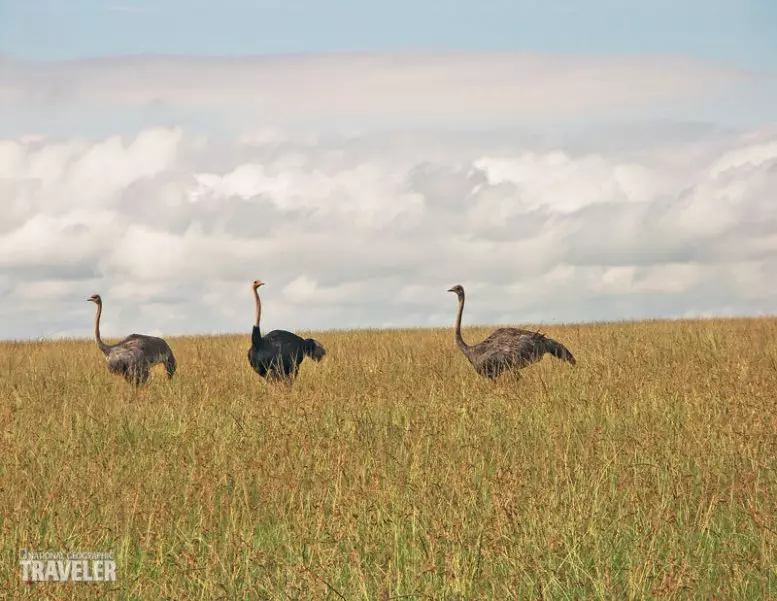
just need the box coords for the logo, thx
[19,549,117,583]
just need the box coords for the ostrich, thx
[447,284,576,379]
[247,279,326,384]
[87,294,177,387]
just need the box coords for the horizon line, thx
[2,313,775,344]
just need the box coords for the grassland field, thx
[1,317,776,600]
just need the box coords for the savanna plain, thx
[1,318,776,600]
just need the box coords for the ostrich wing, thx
[109,335,172,368]
[106,345,144,376]
[249,330,302,368]
[471,328,549,370]
[264,329,307,359]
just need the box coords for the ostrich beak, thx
[447,287,455,292]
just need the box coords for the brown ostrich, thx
[447,284,576,379]
[87,294,176,387]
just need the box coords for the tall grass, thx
[1,318,776,599]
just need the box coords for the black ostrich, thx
[247,279,326,384]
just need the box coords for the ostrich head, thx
[86,294,102,304]
[447,285,465,297]
[251,279,265,289]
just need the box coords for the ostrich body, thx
[447,285,576,379]
[247,280,326,383]
[87,294,177,386]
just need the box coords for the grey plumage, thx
[247,280,326,384]
[87,294,176,387]
[447,284,576,379]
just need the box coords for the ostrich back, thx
[468,328,574,377]
[248,328,305,377]
[106,334,174,376]
[264,329,307,356]
[266,330,326,362]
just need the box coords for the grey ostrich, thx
[87,294,177,386]
[247,279,326,384]
[447,284,576,379]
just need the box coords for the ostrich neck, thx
[454,295,471,355]
[253,287,262,331]
[93,303,111,355]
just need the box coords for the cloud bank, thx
[0,52,753,134]
[2,120,777,340]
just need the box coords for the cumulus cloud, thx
[0,48,774,339]
[1,121,777,339]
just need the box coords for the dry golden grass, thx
[1,318,777,600]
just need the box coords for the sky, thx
[2,0,777,69]
[1,1,776,339]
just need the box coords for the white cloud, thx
[282,275,366,305]
[65,128,182,202]
[190,160,426,228]
[708,139,777,177]
[2,118,777,339]
[10,279,84,301]
[0,53,748,131]
[0,210,120,269]
[592,263,703,295]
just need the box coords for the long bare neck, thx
[454,294,471,355]
[253,287,262,330]
[93,303,111,355]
